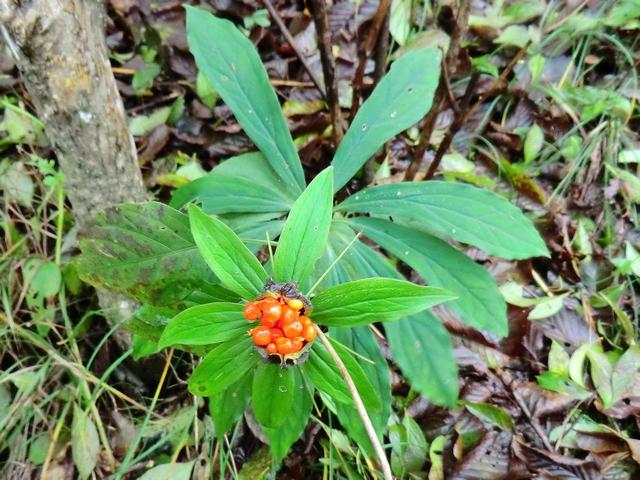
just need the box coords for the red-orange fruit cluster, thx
[244,295,317,356]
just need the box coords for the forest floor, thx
[1,0,640,479]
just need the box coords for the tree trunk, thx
[0,0,147,348]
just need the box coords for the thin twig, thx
[262,0,326,98]
[349,0,392,117]
[424,71,479,179]
[309,0,344,145]
[373,11,390,85]
[316,329,393,480]
[404,0,472,180]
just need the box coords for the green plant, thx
[77,5,548,467]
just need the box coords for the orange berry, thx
[287,298,304,310]
[269,328,284,339]
[266,343,278,354]
[261,296,279,304]
[300,315,313,327]
[280,305,299,326]
[243,302,261,321]
[252,326,271,346]
[260,302,282,327]
[283,320,303,338]
[291,338,303,352]
[303,324,317,342]
[275,336,296,355]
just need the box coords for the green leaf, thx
[263,370,313,461]
[196,70,219,108]
[311,277,455,327]
[336,181,549,259]
[348,217,508,336]
[71,405,100,480]
[189,337,259,396]
[129,106,171,136]
[77,202,213,305]
[209,372,253,438]
[332,327,391,456]
[390,415,428,476]
[389,0,412,45]
[170,152,295,212]
[385,313,458,406]
[30,261,61,299]
[188,204,268,299]
[332,48,441,191]
[302,340,381,411]
[170,174,292,215]
[524,123,544,164]
[273,167,334,288]
[464,402,514,430]
[138,461,195,480]
[252,363,296,428]
[586,347,614,408]
[186,6,304,194]
[158,302,250,349]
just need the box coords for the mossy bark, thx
[1,0,147,349]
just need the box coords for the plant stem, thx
[316,329,393,480]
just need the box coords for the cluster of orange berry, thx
[243,295,317,356]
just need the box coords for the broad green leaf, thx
[169,174,292,215]
[464,402,514,430]
[273,167,334,288]
[332,327,391,456]
[311,277,455,327]
[158,302,250,349]
[302,340,381,411]
[77,202,213,305]
[264,371,313,461]
[336,181,549,259]
[348,217,508,336]
[189,336,259,396]
[170,152,295,212]
[385,313,458,406]
[186,7,304,193]
[210,372,253,438]
[71,405,100,480]
[252,363,296,428]
[138,461,195,480]
[332,48,441,191]
[189,204,268,299]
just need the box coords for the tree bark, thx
[0,0,147,348]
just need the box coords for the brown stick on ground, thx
[404,0,472,180]
[263,0,327,98]
[309,0,344,145]
[0,0,148,349]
